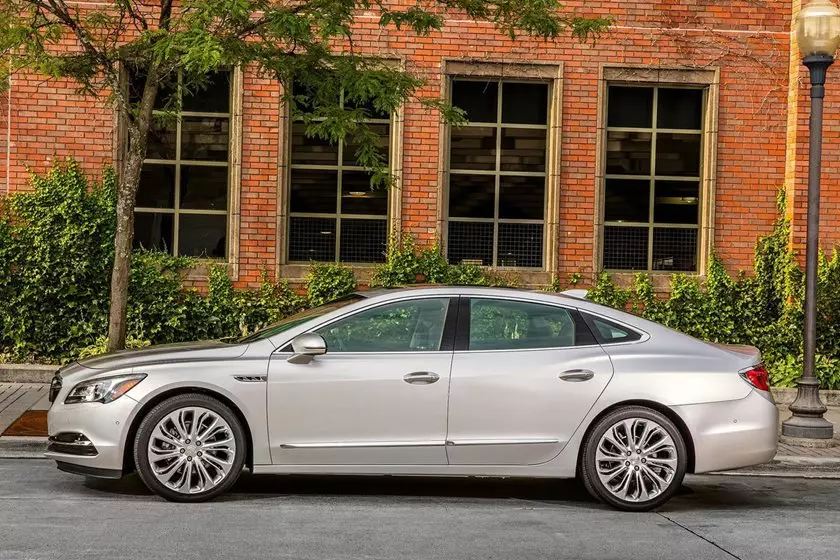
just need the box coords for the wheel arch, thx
[122,387,255,475]
[576,399,696,475]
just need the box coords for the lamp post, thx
[782,0,840,440]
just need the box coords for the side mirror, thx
[287,333,327,364]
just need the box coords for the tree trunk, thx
[106,76,159,352]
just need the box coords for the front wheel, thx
[580,406,687,512]
[134,393,247,502]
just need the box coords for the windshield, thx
[235,295,365,343]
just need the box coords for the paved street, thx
[1,459,839,560]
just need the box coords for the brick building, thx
[0,2,830,289]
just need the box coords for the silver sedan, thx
[45,286,778,511]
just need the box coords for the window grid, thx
[447,79,548,269]
[287,91,391,264]
[603,85,704,272]
[134,72,230,257]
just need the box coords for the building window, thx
[287,86,391,263]
[602,85,705,272]
[445,79,548,269]
[131,71,232,258]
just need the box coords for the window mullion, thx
[648,87,659,272]
[493,80,503,267]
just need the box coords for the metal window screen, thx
[288,85,391,263]
[601,84,705,272]
[497,223,543,268]
[446,78,549,269]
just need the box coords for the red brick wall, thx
[1,2,797,287]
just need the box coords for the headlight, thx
[64,374,147,405]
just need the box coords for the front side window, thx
[132,71,232,257]
[315,298,449,352]
[288,85,391,263]
[602,85,705,272]
[468,299,576,351]
[446,79,549,268]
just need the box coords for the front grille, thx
[48,372,62,403]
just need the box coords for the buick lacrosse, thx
[46,286,777,511]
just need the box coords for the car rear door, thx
[267,295,457,466]
[445,297,613,466]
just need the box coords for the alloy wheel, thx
[594,417,678,503]
[146,406,237,494]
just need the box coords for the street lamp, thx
[782,0,840,440]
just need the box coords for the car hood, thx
[77,340,247,372]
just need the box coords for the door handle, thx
[559,369,595,382]
[403,372,440,385]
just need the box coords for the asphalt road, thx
[1,459,838,560]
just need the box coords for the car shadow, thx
[81,472,788,511]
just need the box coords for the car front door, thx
[267,296,456,466]
[446,297,614,466]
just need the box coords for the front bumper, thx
[675,389,779,473]
[45,394,139,477]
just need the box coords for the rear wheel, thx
[580,406,687,512]
[134,393,246,502]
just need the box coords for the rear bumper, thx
[674,389,778,474]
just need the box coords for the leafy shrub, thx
[0,160,115,361]
[371,236,518,287]
[306,263,357,306]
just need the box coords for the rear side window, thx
[468,298,581,351]
[582,313,642,344]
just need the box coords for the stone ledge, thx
[771,387,840,406]
[0,364,57,383]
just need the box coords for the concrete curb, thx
[0,364,56,384]
[0,436,47,458]
[771,387,840,406]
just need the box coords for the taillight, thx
[740,364,770,392]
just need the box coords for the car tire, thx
[580,406,687,512]
[134,393,247,502]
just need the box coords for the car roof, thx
[355,285,581,302]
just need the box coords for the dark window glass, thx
[501,83,548,125]
[604,179,650,223]
[134,212,173,252]
[339,219,387,263]
[652,228,697,271]
[497,223,543,268]
[607,86,653,128]
[343,93,390,120]
[289,169,338,214]
[655,133,701,177]
[500,128,546,172]
[469,299,576,351]
[136,164,175,208]
[498,175,544,220]
[180,166,228,210]
[606,130,651,175]
[316,298,450,353]
[288,217,336,261]
[180,117,229,161]
[128,69,176,110]
[583,314,642,344]
[178,214,226,258]
[146,119,177,160]
[657,88,703,130]
[448,174,495,219]
[452,80,498,122]
[182,71,231,113]
[343,123,390,166]
[290,122,338,166]
[449,127,497,171]
[447,221,493,265]
[341,172,387,215]
[603,226,648,270]
[653,181,699,224]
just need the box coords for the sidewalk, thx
[2,382,840,476]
